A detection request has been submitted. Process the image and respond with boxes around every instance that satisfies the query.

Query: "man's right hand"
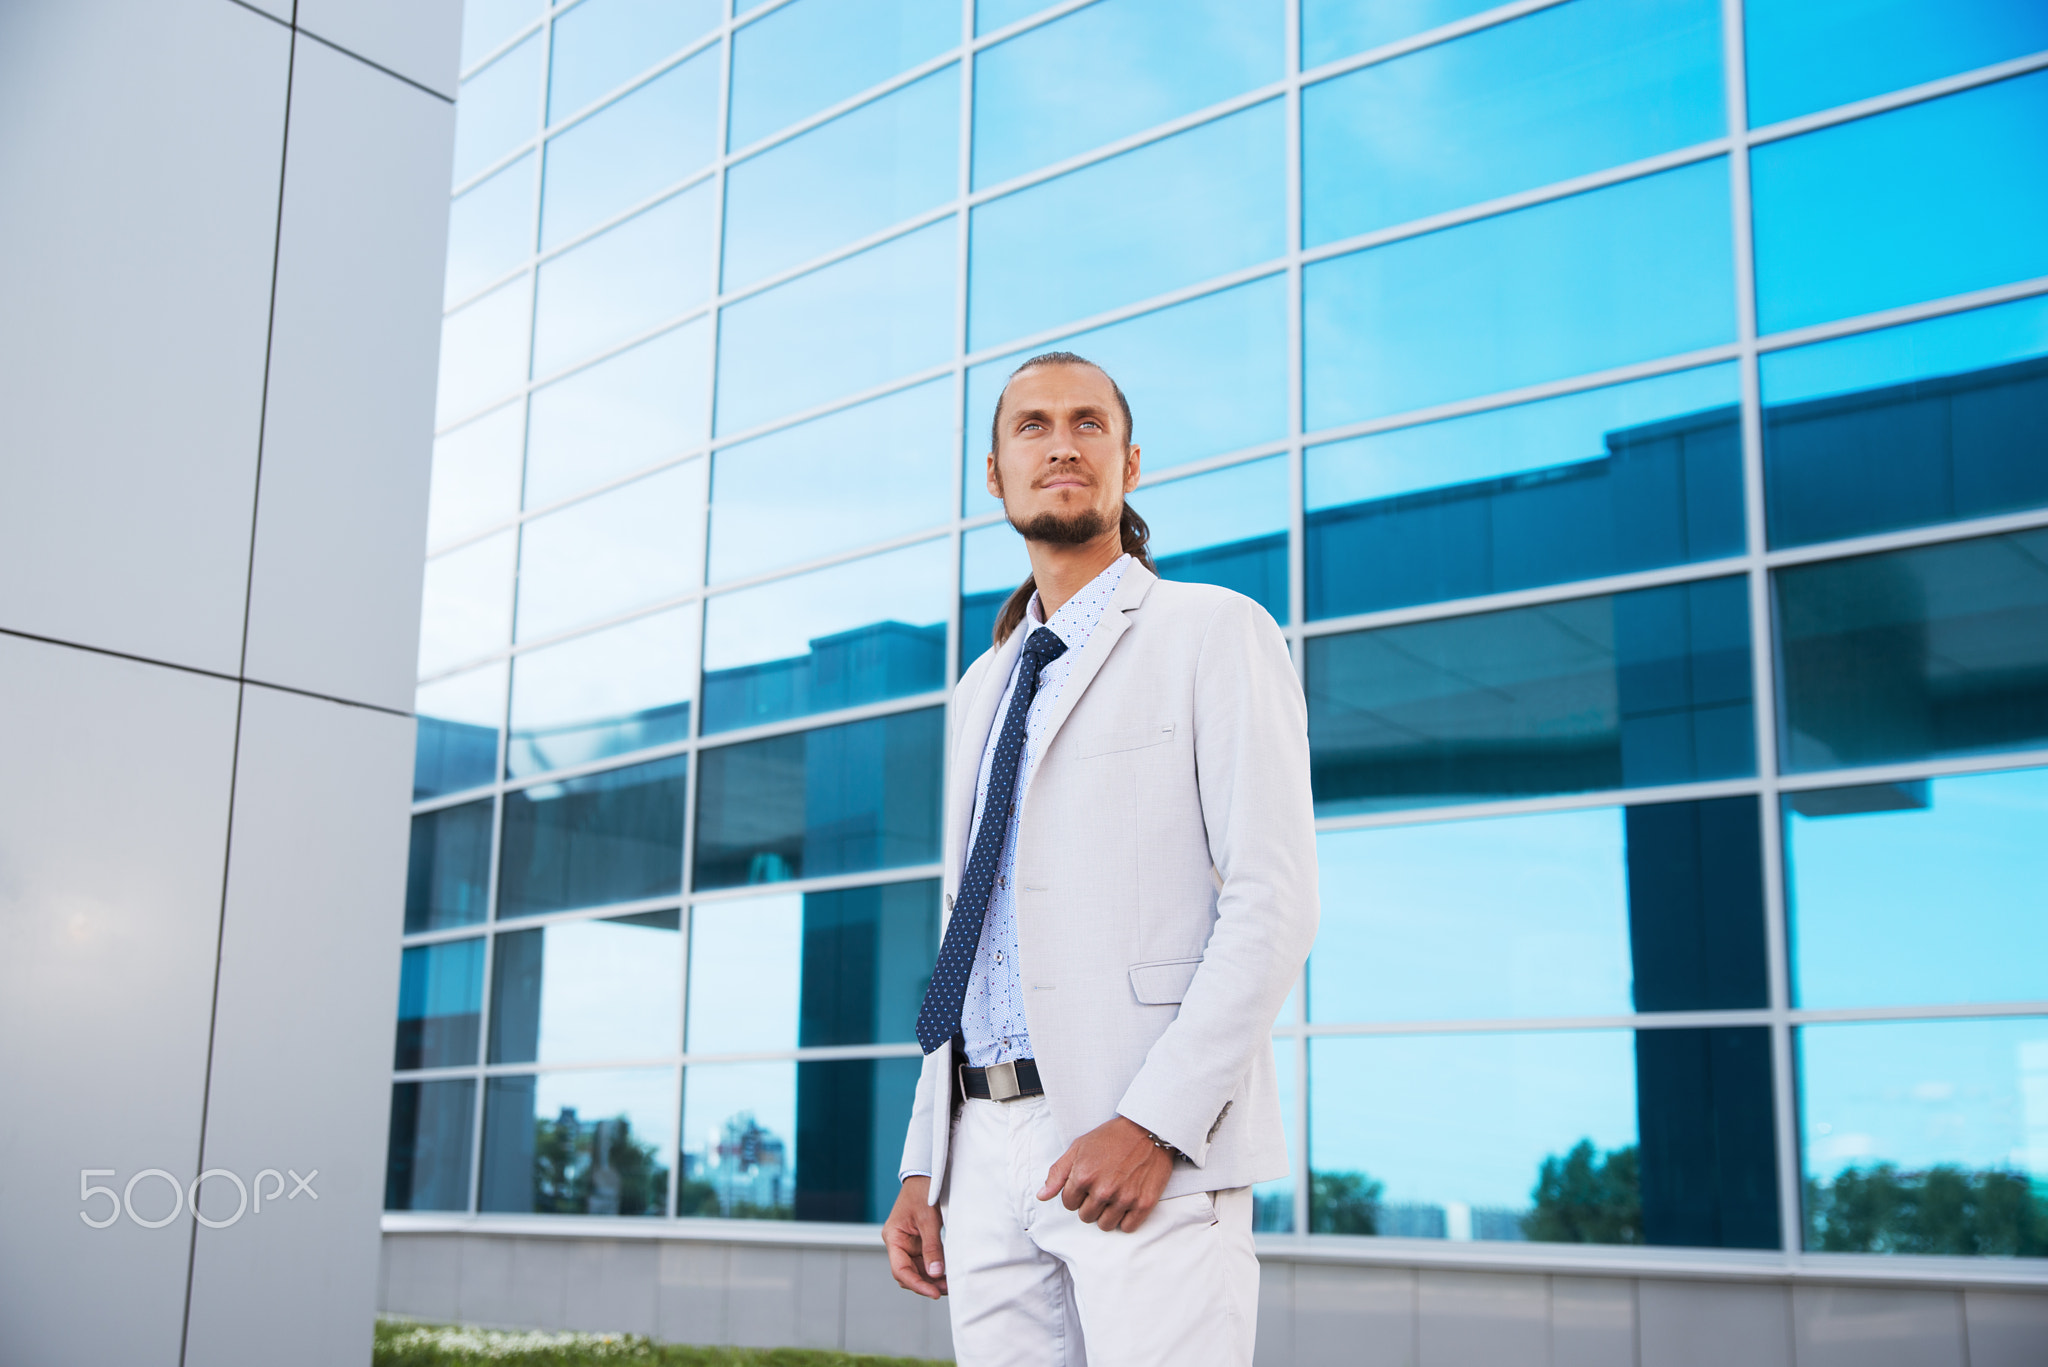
[882,1176,947,1299]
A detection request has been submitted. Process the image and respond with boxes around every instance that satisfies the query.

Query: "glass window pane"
[1305,160,1735,430]
[1313,798,1766,1023]
[436,273,533,426]
[1311,1027,1779,1248]
[463,0,544,72]
[1301,0,1499,69]
[701,540,949,735]
[498,753,689,917]
[969,102,1284,353]
[1761,295,2048,549]
[693,708,943,889]
[428,401,524,550]
[396,938,487,1069]
[1746,0,2048,128]
[964,276,1289,514]
[1303,0,1722,245]
[1307,365,1744,619]
[1751,72,2048,336]
[679,1056,922,1222]
[454,32,543,184]
[385,1078,476,1211]
[532,182,715,378]
[415,661,506,800]
[547,0,720,121]
[1140,457,1289,622]
[687,892,801,1055]
[509,607,697,779]
[1786,766,2048,1011]
[446,153,535,305]
[513,458,706,644]
[960,521,1031,671]
[406,799,495,933]
[540,48,721,250]
[1307,577,1755,815]
[714,219,956,437]
[975,0,1051,35]
[972,0,1282,189]
[1254,1039,1296,1232]
[524,320,711,509]
[723,66,958,293]
[710,379,955,583]
[480,1067,675,1215]
[1800,1017,2048,1256]
[1775,530,2048,773]
[488,910,682,1064]
[726,0,958,150]
[418,529,517,677]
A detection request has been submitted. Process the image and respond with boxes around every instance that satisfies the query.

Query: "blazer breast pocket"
[1076,720,1176,760]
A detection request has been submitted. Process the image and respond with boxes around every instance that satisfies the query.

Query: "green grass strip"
[374,1318,950,1367]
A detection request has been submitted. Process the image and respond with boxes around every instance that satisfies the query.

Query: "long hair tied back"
[991,500,1154,647]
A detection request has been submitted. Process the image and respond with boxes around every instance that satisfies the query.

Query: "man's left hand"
[1036,1115,1175,1232]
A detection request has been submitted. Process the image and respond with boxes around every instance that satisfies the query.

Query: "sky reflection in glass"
[463,0,544,71]
[514,459,706,644]
[488,911,682,1063]
[508,606,697,778]
[446,154,534,305]
[547,0,720,121]
[1300,0,1499,69]
[1140,458,1289,622]
[959,522,1030,669]
[436,273,532,425]
[726,0,958,150]
[687,894,801,1055]
[453,33,542,185]
[540,48,720,250]
[679,1059,795,1217]
[427,401,524,550]
[418,529,516,677]
[532,182,715,378]
[524,320,711,508]
[416,661,505,799]
[1303,0,1722,244]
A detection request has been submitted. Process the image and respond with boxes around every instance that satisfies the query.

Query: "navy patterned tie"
[915,626,1069,1054]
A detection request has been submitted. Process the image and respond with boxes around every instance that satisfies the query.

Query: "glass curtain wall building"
[393,0,2048,1265]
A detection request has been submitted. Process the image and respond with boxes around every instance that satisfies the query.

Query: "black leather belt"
[959,1056,1043,1101]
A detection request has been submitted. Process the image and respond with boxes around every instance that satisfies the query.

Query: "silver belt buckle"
[960,1059,1022,1102]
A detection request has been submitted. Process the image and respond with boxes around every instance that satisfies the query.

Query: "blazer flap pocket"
[1129,956,1203,1005]
[1078,721,1176,759]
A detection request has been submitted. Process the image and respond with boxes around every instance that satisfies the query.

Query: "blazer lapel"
[1029,560,1156,764]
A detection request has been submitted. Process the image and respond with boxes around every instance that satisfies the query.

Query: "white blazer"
[900,560,1319,1202]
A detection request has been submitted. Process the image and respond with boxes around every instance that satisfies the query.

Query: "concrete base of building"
[379,1225,2048,1366]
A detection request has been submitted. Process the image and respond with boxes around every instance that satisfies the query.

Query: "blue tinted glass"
[960,521,1031,670]
[385,1078,476,1211]
[1254,1039,1296,1232]
[1313,798,1766,1022]
[406,799,495,933]
[514,459,706,643]
[418,530,517,677]
[1140,457,1289,622]
[498,753,690,917]
[429,402,524,549]
[975,0,1049,33]
[508,606,697,778]
[710,380,956,583]
[1800,1017,2048,1256]
[1746,0,2048,127]
[1751,73,2048,336]
[1775,531,2048,773]
[714,219,956,436]
[446,154,535,305]
[1786,767,2048,1010]
[1761,296,2048,549]
[396,938,487,1069]
[1305,160,1735,430]
[1303,0,1722,245]
[1301,0,1499,68]
[723,66,958,292]
[1307,577,1754,815]
[972,0,1282,189]
[463,0,544,71]
[487,910,682,1063]
[548,0,720,121]
[540,49,720,250]
[436,274,532,426]
[686,881,940,1052]
[480,1067,675,1215]
[524,320,711,508]
[969,102,1285,352]
[1311,1027,1780,1247]
[702,539,950,734]
[678,1056,922,1221]
[415,661,505,799]
[693,708,943,889]
[454,33,543,184]
[727,0,959,150]
[964,277,1289,514]
[1307,365,1744,619]
[532,182,715,377]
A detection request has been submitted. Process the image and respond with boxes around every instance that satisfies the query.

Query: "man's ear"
[1124,445,1142,491]
[986,452,1004,500]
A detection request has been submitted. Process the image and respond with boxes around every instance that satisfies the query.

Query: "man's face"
[987,364,1141,544]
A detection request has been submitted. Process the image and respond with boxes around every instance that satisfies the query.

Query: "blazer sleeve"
[1114,593,1319,1165]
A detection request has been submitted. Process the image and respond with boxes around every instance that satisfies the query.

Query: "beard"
[1010,504,1113,546]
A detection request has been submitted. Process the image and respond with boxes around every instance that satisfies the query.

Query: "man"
[881,351,1318,1366]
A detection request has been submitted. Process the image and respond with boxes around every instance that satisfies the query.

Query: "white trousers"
[940,1095,1258,1367]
